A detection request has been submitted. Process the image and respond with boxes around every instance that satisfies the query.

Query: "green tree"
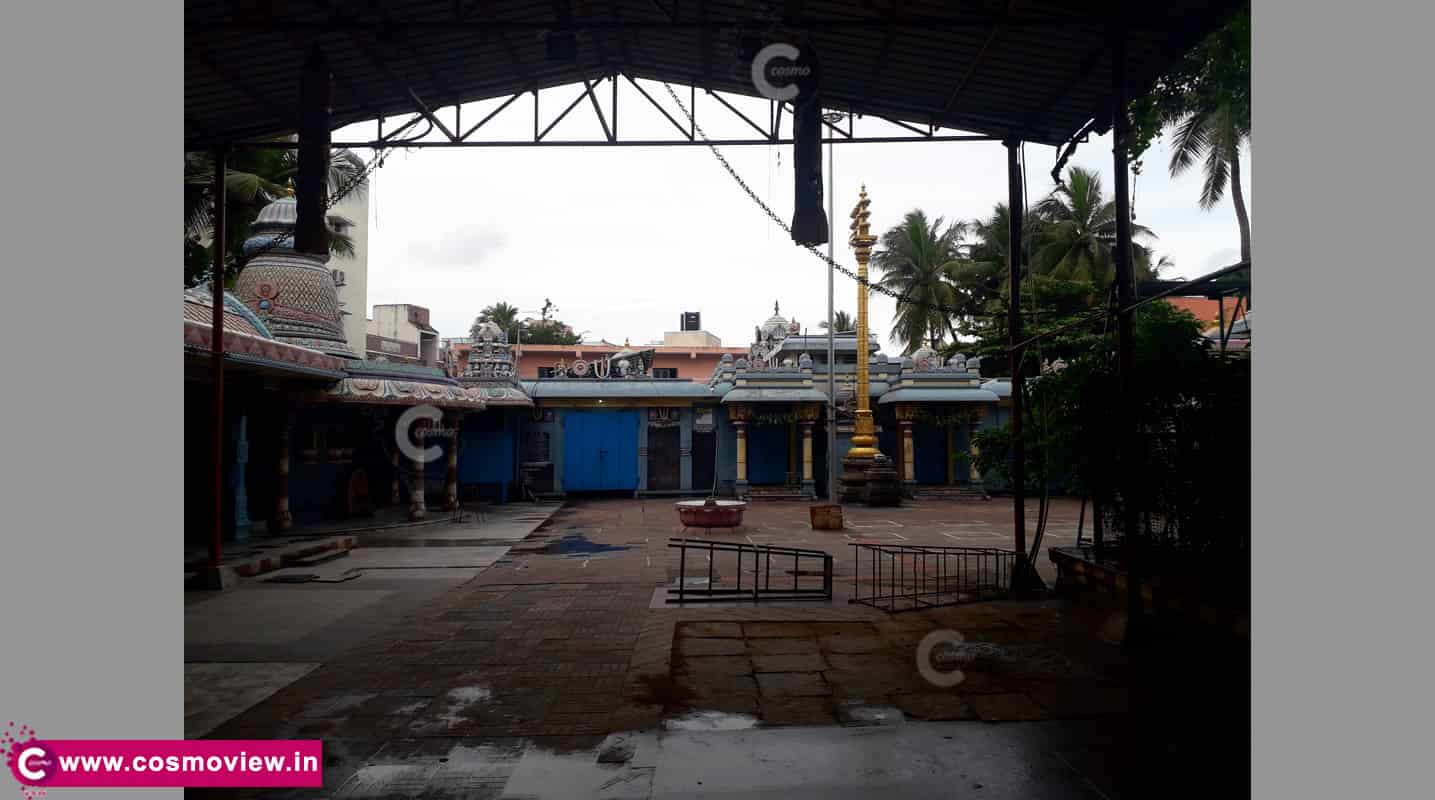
[872,210,966,354]
[1033,166,1159,289]
[518,298,583,346]
[1130,3,1251,260]
[819,310,854,332]
[184,143,368,286]
[472,302,521,341]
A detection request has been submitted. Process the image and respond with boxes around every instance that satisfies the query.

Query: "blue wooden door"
[562,410,640,491]
[747,423,790,485]
[914,422,948,484]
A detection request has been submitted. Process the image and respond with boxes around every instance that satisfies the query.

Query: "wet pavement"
[188,497,1249,799]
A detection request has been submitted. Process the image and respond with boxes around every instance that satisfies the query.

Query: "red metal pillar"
[1004,139,1027,583]
[209,146,227,569]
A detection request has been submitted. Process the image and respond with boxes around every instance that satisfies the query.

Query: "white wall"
[330,190,370,357]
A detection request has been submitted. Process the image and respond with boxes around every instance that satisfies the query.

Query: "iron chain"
[660,82,965,319]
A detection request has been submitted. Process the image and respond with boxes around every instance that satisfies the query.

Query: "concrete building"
[366,303,440,366]
[329,191,370,358]
[444,327,748,381]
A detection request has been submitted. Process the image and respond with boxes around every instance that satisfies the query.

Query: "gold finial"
[283,179,296,197]
[848,185,874,247]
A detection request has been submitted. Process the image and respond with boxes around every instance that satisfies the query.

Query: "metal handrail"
[668,538,832,604]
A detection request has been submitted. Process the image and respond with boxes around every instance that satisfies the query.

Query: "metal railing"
[850,544,1016,612]
[667,538,833,604]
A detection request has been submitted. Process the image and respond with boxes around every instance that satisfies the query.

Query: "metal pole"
[826,118,837,501]
[1110,19,1143,637]
[1004,139,1027,584]
[209,145,228,569]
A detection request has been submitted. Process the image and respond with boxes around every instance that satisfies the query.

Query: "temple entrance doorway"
[647,425,681,491]
[914,422,950,485]
[747,422,791,486]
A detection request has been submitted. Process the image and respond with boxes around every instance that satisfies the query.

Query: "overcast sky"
[337,79,1250,351]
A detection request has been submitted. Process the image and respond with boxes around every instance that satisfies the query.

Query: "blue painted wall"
[457,409,516,502]
[715,406,737,496]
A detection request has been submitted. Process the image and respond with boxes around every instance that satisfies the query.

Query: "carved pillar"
[232,415,251,542]
[273,412,293,532]
[800,421,815,498]
[443,414,460,511]
[409,419,428,521]
[734,420,748,497]
[390,444,401,505]
[969,418,984,486]
[900,420,916,495]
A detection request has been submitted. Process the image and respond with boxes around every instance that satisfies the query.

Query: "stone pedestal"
[839,453,874,503]
[190,565,239,591]
[863,454,903,507]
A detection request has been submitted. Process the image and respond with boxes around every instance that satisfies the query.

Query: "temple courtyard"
[185,497,1248,799]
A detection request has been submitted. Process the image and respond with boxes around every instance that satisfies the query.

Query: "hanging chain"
[659,81,965,318]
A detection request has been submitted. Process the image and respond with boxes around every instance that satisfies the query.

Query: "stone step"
[912,487,991,501]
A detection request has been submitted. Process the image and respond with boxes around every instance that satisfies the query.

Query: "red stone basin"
[675,499,747,528]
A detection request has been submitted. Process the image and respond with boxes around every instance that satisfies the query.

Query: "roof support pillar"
[296,46,332,256]
[1003,138,1027,585]
[1110,18,1144,641]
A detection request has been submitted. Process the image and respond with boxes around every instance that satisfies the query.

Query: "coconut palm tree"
[473,302,522,341]
[872,210,967,355]
[1033,166,1159,289]
[819,310,855,332]
[184,143,368,285]
[1168,104,1250,261]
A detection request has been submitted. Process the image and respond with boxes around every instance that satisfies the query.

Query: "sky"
[337,79,1250,352]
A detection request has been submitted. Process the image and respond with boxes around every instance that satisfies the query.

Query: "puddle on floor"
[662,711,761,732]
[535,531,633,557]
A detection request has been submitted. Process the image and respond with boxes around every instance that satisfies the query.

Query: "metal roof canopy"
[185,1,1242,150]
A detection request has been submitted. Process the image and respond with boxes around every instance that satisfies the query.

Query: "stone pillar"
[390,444,402,505]
[800,421,815,498]
[969,419,984,486]
[734,421,748,498]
[409,419,428,521]
[900,420,916,496]
[443,414,460,512]
[232,415,251,542]
[273,413,293,532]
